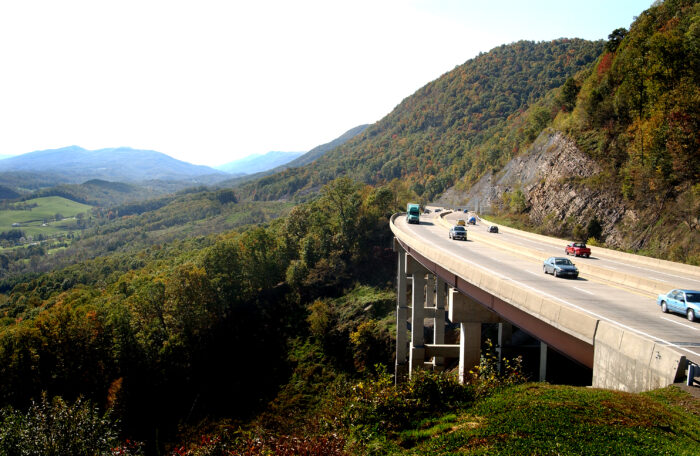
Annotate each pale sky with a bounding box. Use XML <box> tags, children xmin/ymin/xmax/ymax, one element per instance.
<box><xmin>0</xmin><ymin>0</ymin><xmax>651</xmax><ymax>167</ymax></box>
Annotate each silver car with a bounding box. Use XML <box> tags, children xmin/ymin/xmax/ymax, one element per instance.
<box><xmin>448</xmin><ymin>225</ymin><xmax>467</xmax><ymax>241</ymax></box>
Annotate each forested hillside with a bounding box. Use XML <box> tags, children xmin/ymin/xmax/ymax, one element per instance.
<box><xmin>238</xmin><ymin>39</ymin><xmax>603</xmax><ymax>201</ymax></box>
<box><xmin>551</xmin><ymin>0</ymin><xmax>700</xmax><ymax>259</ymax></box>
<box><xmin>0</xmin><ymin>178</ymin><xmax>401</xmax><ymax>454</ymax></box>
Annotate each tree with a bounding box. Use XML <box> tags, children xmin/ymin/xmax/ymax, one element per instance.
<box><xmin>586</xmin><ymin>217</ymin><xmax>603</xmax><ymax>241</ymax></box>
<box><xmin>573</xmin><ymin>223</ymin><xmax>587</xmax><ymax>242</ymax></box>
<box><xmin>605</xmin><ymin>28</ymin><xmax>627</xmax><ymax>53</ymax></box>
<box><xmin>559</xmin><ymin>77</ymin><xmax>580</xmax><ymax>112</ymax></box>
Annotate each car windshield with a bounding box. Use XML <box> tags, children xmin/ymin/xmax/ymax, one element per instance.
<box><xmin>555</xmin><ymin>259</ymin><xmax>572</xmax><ymax>265</ymax></box>
<box><xmin>686</xmin><ymin>292</ymin><xmax>700</xmax><ymax>303</ymax></box>
<box><xmin>454</xmin><ymin>226</ymin><xmax>465</xmax><ymax>231</ymax></box>
<box><xmin>574</xmin><ymin>243</ymin><xmax>586</xmax><ymax>248</ymax></box>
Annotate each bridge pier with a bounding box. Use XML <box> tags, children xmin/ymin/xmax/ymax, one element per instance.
<box><xmin>433</xmin><ymin>278</ymin><xmax>447</xmax><ymax>368</ymax></box>
<box><xmin>449</xmin><ymin>288</ymin><xmax>501</xmax><ymax>384</ymax></box>
<box><xmin>394</xmin><ymin>237</ymin><xmax>505</xmax><ymax>384</ymax></box>
<box><xmin>394</xmin><ymin>244</ymin><xmax>410</xmax><ymax>383</ymax></box>
<box><xmin>394</xmin><ymin>241</ymin><xmax>458</xmax><ymax>381</ymax></box>
<box><xmin>409</xmin><ymin>257</ymin><xmax>426</xmax><ymax>374</ymax></box>
<box><xmin>540</xmin><ymin>342</ymin><xmax>548</xmax><ymax>382</ymax></box>
<box><xmin>497</xmin><ymin>322</ymin><xmax>512</xmax><ymax>374</ymax></box>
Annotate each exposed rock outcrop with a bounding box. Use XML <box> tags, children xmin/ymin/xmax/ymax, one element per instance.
<box><xmin>437</xmin><ymin>129</ymin><xmax>638</xmax><ymax>247</ymax></box>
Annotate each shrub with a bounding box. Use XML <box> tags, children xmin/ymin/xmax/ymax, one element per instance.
<box><xmin>467</xmin><ymin>339</ymin><xmax>527</xmax><ymax>397</ymax></box>
<box><xmin>344</xmin><ymin>368</ymin><xmax>474</xmax><ymax>436</ymax></box>
<box><xmin>0</xmin><ymin>393</ymin><xmax>143</xmax><ymax>456</ymax></box>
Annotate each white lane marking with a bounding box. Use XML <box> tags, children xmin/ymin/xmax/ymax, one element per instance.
<box><xmin>499</xmin><ymin>229</ymin><xmax>700</xmax><ymax>284</ymax></box>
<box><xmin>661</xmin><ymin>317</ymin><xmax>699</xmax><ymax>331</ymax></box>
<box><xmin>526</xmin><ymin>271</ymin><xmax>541</xmax><ymax>277</ymax></box>
<box><xmin>402</xmin><ymin>221</ymin><xmax>700</xmax><ymax>358</ymax></box>
<box><xmin>573</xmin><ymin>286</ymin><xmax>595</xmax><ymax>296</ymax></box>
<box><xmin>599</xmin><ymin>257</ymin><xmax>700</xmax><ymax>285</ymax></box>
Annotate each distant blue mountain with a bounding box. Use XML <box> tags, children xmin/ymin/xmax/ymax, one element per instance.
<box><xmin>0</xmin><ymin>146</ymin><xmax>229</xmax><ymax>184</ymax></box>
<box><xmin>216</xmin><ymin>151</ymin><xmax>305</xmax><ymax>175</ymax></box>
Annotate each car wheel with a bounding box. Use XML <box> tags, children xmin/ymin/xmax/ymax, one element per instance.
<box><xmin>585</xmin><ymin>254</ymin><xmax>590</xmax><ymax>258</ymax></box>
<box><xmin>554</xmin><ymin>269</ymin><xmax>558</xmax><ymax>278</ymax></box>
<box><xmin>565</xmin><ymin>250</ymin><xmax>569</xmax><ymax>256</ymax></box>
<box><xmin>543</xmin><ymin>266</ymin><xmax>548</xmax><ymax>274</ymax></box>
<box><xmin>688</xmin><ymin>309</ymin><xmax>696</xmax><ymax>322</ymax></box>
<box><xmin>661</xmin><ymin>301</ymin><xmax>668</xmax><ymax>313</ymax></box>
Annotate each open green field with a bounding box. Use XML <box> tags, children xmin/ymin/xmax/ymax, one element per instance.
<box><xmin>0</xmin><ymin>196</ymin><xmax>92</xmax><ymax>237</ymax></box>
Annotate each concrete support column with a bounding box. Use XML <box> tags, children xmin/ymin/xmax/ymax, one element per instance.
<box><xmin>449</xmin><ymin>287</ymin><xmax>501</xmax><ymax>384</ymax></box>
<box><xmin>459</xmin><ymin>322</ymin><xmax>481</xmax><ymax>383</ymax></box>
<box><xmin>540</xmin><ymin>341</ymin><xmax>548</xmax><ymax>382</ymax></box>
<box><xmin>426</xmin><ymin>276</ymin><xmax>436</xmax><ymax>309</ymax></box>
<box><xmin>433</xmin><ymin>278</ymin><xmax>446</xmax><ymax>368</ymax></box>
<box><xmin>497</xmin><ymin>322</ymin><xmax>512</xmax><ymax>373</ymax></box>
<box><xmin>394</xmin><ymin>248</ymin><xmax>409</xmax><ymax>383</ymax></box>
<box><xmin>409</xmin><ymin>272</ymin><xmax>426</xmax><ymax>374</ymax></box>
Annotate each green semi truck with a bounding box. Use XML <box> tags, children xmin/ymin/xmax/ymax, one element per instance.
<box><xmin>406</xmin><ymin>203</ymin><xmax>420</xmax><ymax>224</ymax></box>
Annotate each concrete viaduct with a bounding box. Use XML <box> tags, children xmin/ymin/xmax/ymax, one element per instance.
<box><xmin>391</xmin><ymin>211</ymin><xmax>699</xmax><ymax>393</ymax></box>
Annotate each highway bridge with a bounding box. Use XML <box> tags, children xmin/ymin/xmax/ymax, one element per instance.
<box><xmin>391</xmin><ymin>209</ymin><xmax>700</xmax><ymax>392</ymax></box>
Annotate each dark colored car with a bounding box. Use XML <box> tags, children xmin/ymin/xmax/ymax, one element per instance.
<box><xmin>448</xmin><ymin>225</ymin><xmax>467</xmax><ymax>240</ymax></box>
<box><xmin>488</xmin><ymin>225</ymin><xmax>498</xmax><ymax>233</ymax></box>
<box><xmin>543</xmin><ymin>257</ymin><xmax>579</xmax><ymax>279</ymax></box>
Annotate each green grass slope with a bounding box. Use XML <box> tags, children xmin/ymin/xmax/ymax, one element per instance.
<box><xmin>0</xmin><ymin>196</ymin><xmax>92</xmax><ymax>237</ymax></box>
<box><xmin>357</xmin><ymin>383</ymin><xmax>700</xmax><ymax>456</ymax></box>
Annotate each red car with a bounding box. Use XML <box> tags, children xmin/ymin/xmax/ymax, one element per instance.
<box><xmin>565</xmin><ymin>242</ymin><xmax>590</xmax><ymax>258</ymax></box>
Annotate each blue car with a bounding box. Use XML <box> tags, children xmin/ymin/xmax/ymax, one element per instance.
<box><xmin>657</xmin><ymin>289</ymin><xmax>700</xmax><ymax>322</ymax></box>
<box><xmin>543</xmin><ymin>257</ymin><xmax>579</xmax><ymax>279</ymax></box>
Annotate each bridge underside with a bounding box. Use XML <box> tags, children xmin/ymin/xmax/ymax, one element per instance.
<box><xmin>395</xmin><ymin>237</ymin><xmax>594</xmax><ymax>370</ymax></box>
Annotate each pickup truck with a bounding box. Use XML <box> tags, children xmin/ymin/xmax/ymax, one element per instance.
<box><xmin>565</xmin><ymin>242</ymin><xmax>591</xmax><ymax>258</ymax></box>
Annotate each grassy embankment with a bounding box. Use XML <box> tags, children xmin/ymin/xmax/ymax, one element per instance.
<box><xmin>351</xmin><ymin>382</ymin><xmax>700</xmax><ymax>455</ymax></box>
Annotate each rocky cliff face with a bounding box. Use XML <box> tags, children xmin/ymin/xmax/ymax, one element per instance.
<box><xmin>437</xmin><ymin>129</ymin><xmax>638</xmax><ymax>247</ymax></box>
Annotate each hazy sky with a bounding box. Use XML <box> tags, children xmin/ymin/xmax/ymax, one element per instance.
<box><xmin>0</xmin><ymin>0</ymin><xmax>651</xmax><ymax>167</ymax></box>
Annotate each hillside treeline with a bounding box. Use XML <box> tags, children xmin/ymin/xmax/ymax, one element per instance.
<box><xmin>237</xmin><ymin>39</ymin><xmax>604</xmax><ymax>201</ymax></box>
<box><xmin>0</xmin><ymin>178</ymin><xmax>401</xmax><ymax>452</ymax></box>
<box><xmin>549</xmin><ymin>0</ymin><xmax>699</xmax><ymax>258</ymax></box>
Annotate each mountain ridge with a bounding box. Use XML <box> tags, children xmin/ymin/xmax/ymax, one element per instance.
<box><xmin>0</xmin><ymin>146</ymin><xmax>229</xmax><ymax>186</ymax></box>
<box><xmin>216</xmin><ymin>151</ymin><xmax>305</xmax><ymax>174</ymax></box>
